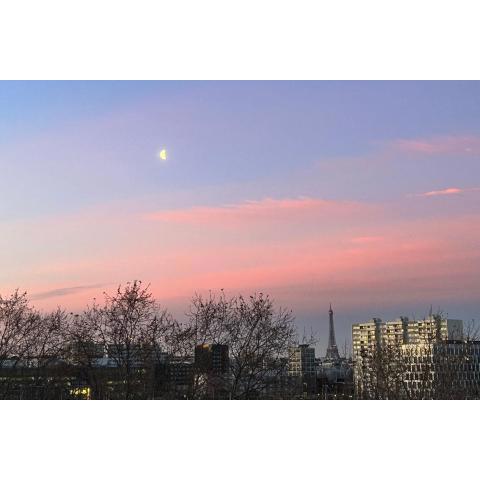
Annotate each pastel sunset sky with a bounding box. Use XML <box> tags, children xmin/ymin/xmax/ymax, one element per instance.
<box><xmin>1</xmin><ymin>81</ymin><xmax>479</xmax><ymax>353</ymax></box>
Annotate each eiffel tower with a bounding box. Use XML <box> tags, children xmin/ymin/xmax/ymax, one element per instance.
<box><xmin>325</xmin><ymin>303</ymin><xmax>340</xmax><ymax>360</ymax></box>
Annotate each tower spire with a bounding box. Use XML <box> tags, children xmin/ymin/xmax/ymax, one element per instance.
<box><xmin>326</xmin><ymin>303</ymin><xmax>340</xmax><ymax>360</ymax></box>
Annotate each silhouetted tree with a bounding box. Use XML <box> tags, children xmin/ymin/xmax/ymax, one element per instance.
<box><xmin>184</xmin><ymin>291</ymin><xmax>296</xmax><ymax>399</ymax></box>
<box><xmin>28</xmin><ymin>307</ymin><xmax>68</xmax><ymax>399</ymax></box>
<box><xmin>355</xmin><ymin>342</ymin><xmax>407</xmax><ymax>399</ymax></box>
<box><xmin>0</xmin><ymin>291</ymin><xmax>68</xmax><ymax>399</ymax></box>
<box><xmin>70</xmin><ymin>281</ymin><xmax>176</xmax><ymax>399</ymax></box>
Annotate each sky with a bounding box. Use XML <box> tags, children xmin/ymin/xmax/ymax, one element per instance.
<box><xmin>1</xmin><ymin>81</ymin><xmax>479</xmax><ymax>354</ymax></box>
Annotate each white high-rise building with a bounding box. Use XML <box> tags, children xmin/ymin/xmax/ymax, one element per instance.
<box><xmin>352</xmin><ymin>316</ymin><xmax>480</xmax><ymax>399</ymax></box>
<box><xmin>352</xmin><ymin>316</ymin><xmax>463</xmax><ymax>359</ymax></box>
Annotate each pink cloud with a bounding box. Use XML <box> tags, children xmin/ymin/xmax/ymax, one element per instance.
<box><xmin>144</xmin><ymin>197</ymin><xmax>371</xmax><ymax>226</ymax></box>
<box><xmin>413</xmin><ymin>187</ymin><xmax>480</xmax><ymax>197</ymax></box>
<box><xmin>20</xmin><ymin>210</ymin><xmax>480</xmax><ymax>314</ymax></box>
<box><xmin>4</xmin><ymin>192</ymin><xmax>480</xmax><ymax>315</ymax></box>
<box><xmin>392</xmin><ymin>135</ymin><xmax>480</xmax><ymax>156</ymax></box>
<box><xmin>138</xmin><ymin>215</ymin><xmax>480</xmax><ymax>310</ymax></box>
<box><xmin>419</xmin><ymin>187</ymin><xmax>463</xmax><ymax>197</ymax></box>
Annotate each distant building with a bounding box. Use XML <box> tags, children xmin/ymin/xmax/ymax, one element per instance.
<box><xmin>401</xmin><ymin>340</ymin><xmax>480</xmax><ymax>399</ymax></box>
<box><xmin>67</xmin><ymin>341</ymin><xmax>104</xmax><ymax>361</ymax></box>
<box><xmin>352</xmin><ymin>315</ymin><xmax>480</xmax><ymax>399</ymax></box>
<box><xmin>352</xmin><ymin>315</ymin><xmax>463</xmax><ymax>361</ymax></box>
<box><xmin>288</xmin><ymin>344</ymin><xmax>316</xmax><ymax>376</ymax></box>
<box><xmin>287</xmin><ymin>344</ymin><xmax>316</xmax><ymax>397</ymax></box>
<box><xmin>317</xmin><ymin>358</ymin><xmax>354</xmax><ymax>399</ymax></box>
<box><xmin>167</xmin><ymin>356</ymin><xmax>195</xmax><ymax>396</ymax></box>
<box><xmin>194</xmin><ymin>344</ymin><xmax>229</xmax><ymax>374</ymax></box>
<box><xmin>193</xmin><ymin>344</ymin><xmax>230</xmax><ymax>399</ymax></box>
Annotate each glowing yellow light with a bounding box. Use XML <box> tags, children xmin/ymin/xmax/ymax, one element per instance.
<box><xmin>70</xmin><ymin>386</ymin><xmax>91</xmax><ymax>399</ymax></box>
<box><xmin>159</xmin><ymin>149</ymin><xmax>167</xmax><ymax>161</ymax></box>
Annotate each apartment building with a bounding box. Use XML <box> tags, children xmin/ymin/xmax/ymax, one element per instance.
<box><xmin>352</xmin><ymin>316</ymin><xmax>463</xmax><ymax>360</ymax></box>
<box><xmin>351</xmin><ymin>315</ymin><xmax>479</xmax><ymax>399</ymax></box>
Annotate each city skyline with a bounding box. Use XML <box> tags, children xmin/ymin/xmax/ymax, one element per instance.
<box><xmin>1</xmin><ymin>81</ymin><xmax>479</xmax><ymax>348</ymax></box>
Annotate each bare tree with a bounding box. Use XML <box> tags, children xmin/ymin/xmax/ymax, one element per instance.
<box><xmin>355</xmin><ymin>343</ymin><xmax>408</xmax><ymax>399</ymax></box>
<box><xmin>185</xmin><ymin>291</ymin><xmax>297</xmax><ymax>399</ymax></box>
<box><xmin>28</xmin><ymin>307</ymin><xmax>69</xmax><ymax>399</ymax></box>
<box><xmin>64</xmin><ymin>312</ymin><xmax>107</xmax><ymax>399</ymax></box>
<box><xmin>0</xmin><ymin>291</ymin><xmax>68</xmax><ymax>399</ymax></box>
<box><xmin>0</xmin><ymin>291</ymin><xmax>38</xmax><ymax>398</ymax></box>
<box><xmin>70</xmin><ymin>281</ymin><xmax>176</xmax><ymax>399</ymax></box>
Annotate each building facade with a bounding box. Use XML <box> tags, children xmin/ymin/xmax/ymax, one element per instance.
<box><xmin>194</xmin><ymin>344</ymin><xmax>229</xmax><ymax>374</ymax></box>
<box><xmin>352</xmin><ymin>315</ymin><xmax>479</xmax><ymax>399</ymax></box>
<box><xmin>288</xmin><ymin>344</ymin><xmax>316</xmax><ymax>376</ymax></box>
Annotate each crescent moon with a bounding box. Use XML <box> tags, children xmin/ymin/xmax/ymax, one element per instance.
<box><xmin>159</xmin><ymin>149</ymin><xmax>167</xmax><ymax>161</ymax></box>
